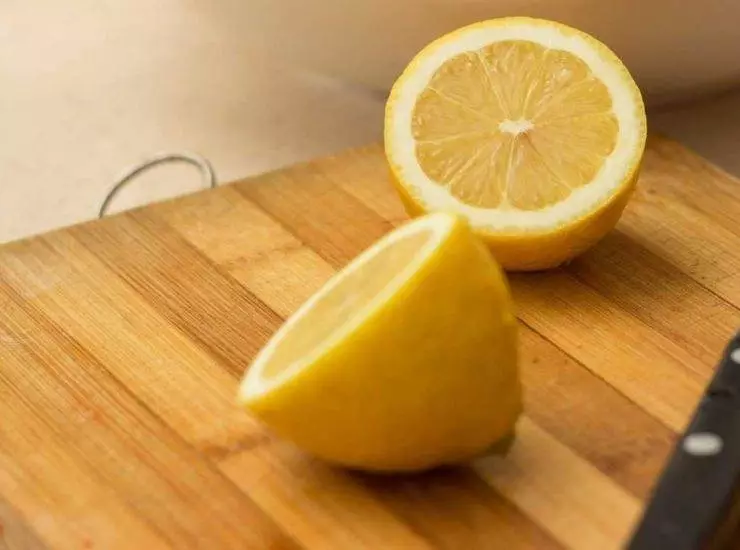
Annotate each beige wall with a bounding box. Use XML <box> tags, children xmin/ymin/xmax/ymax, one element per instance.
<box><xmin>2</xmin><ymin>1</ymin><xmax>739</xmax><ymax>244</ymax></box>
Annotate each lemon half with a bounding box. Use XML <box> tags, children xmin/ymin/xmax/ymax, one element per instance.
<box><xmin>385</xmin><ymin>17</ymin><xmax>647</xmax><ymax>271</ymax></box>
<box><xmin>239</xmin><ymin>213</ymin><xmax>521</xmax><ymax>472</ymax></box>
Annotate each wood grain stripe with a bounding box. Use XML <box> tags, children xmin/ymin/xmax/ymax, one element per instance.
<box><xmin>70</xmin><ymin>211</ymin><xmax>282</xmax><ymax>375</ymax></box>
<box><xmin>0</xmin><ymin>372</ymin><xmax>168</xmax><ymax>549</ymax></box>
<box><xmin>519</xmin><ymin>327</ymin><xmax>674</xmax><ymax>499</ymax></box>
<box><xmin>154</xmin><ymin>187</ymin><xmax>302</xmax><ymax>266</ymax></box>
<box><xmin>642</xmin><ymin>137</ymin><xmax>740</xmax><ymax>239</ymax></box>
<box><xmin>362</xmin><ymin>466</ymin><xmax>565</xmax><ymax>550</ymax></box>
<box><xmin>0</xmin><ymin>234</ymin><xmax>261</xmax><ymax>456</ymax></box>
<box><xmin>220</xmin><ymin>442</ymin><xmax>433</xmax><ymax>550</ymax></box>
<box><xmin>236</xmin><ymin>168</ymin><xmax>395</xmax><ymax>266</ymax></box>
<box><xmin>319</xmin><ymin>146</ymin><xmax>410</xmax><ymax>225</ymax></box>
<box><xmin>0</xmin><ymin>285</ymin><xmax>299</xmax><ymax>550</ymax></box>
<box><xmin>511</xmin><ymin>271</ymin><xmax>703</xmax><ymax>431</ymax></box>
<box><xmin>622</xmin><ymin>194</ymin><xmax>740</xmax><ymax>308</ymax></box>
<box><xmin>474</xmin><ymin>419</ymin><xmax>640</xmax><ymax>550</ymax></box>
<box><xmin>568</xmin><ymin>230</ymin><xmax>740</xmax><ymax>368</ymax></box>
<box><xmin>615</xmin><ymin>137</ymin><xmax>740</xmax><ymax>307</ymax></box>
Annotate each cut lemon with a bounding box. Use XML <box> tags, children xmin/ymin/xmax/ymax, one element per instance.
<box><xmin>385</xmin><ymin>17</ymin><xmax>647</xmax><ymax>271</ymax></box>
<box><xmin>239</xmin><ymin>213</ymin><xmax>521</xmax><ymax>472</ymax></box>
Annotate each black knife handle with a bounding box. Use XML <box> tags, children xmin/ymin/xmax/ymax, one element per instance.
<box><xmin>627</xmin><ymin>333</ymin><xmax>740</xmax><ymax>549</ymax></box>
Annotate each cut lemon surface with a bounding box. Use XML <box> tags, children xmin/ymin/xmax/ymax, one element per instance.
<box><xmin>385</xmin><ymin>17</ymin><xmax>647</xmax><ymax>271</ymax></box>
<box><xmin>239</xmin><ymin>213</ymin><xmax>521</xmax><ymax>472</ymax></box>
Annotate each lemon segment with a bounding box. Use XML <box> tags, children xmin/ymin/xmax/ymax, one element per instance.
<box><xmin>385</xmin><ymin>17</ymin><xmax>647</xmax><ymax>270</ymax></box>
<box><xmin>239</xmin><ymin>213</ymin><xmax>521</xmax><ymax>472</ymax></box>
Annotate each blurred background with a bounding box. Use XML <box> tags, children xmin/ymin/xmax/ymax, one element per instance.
<box><xmin>3</xmin><ymin>0</ymin><xmax>740</xmax><ymax>243</ymax></box>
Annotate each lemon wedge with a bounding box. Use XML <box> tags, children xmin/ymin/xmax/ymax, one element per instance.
<box><xmin>239</xmin><ymin>213</ymin><xmax>520</xmax><ymax>472</ymax></box>
<box><xmin>385</xmin><ymin>17</ymin><xmax>647</xmax><ymax>271</ymax></box>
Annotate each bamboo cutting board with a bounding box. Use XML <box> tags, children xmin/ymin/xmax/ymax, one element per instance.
<box><xmin>1</xmin><ymin>136</ymin><xmax>740</xmax><ymax>549</ymax></box>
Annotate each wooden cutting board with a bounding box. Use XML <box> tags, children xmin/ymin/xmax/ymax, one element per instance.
<box><xmin>1</xmin><ymin>135</ymin><xmax>739</xmax><ymax>550</ymax></box>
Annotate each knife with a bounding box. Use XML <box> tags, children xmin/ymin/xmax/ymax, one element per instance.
<box><xmin>627</xmin><ymin>333</ymin><xmax>740</xmax><ymax>549</ymax></box>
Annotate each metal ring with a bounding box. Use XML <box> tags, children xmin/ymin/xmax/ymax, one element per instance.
<box><xmin>99</xmin><ymin>152</ymin><xmax>216</xmax><ymax>218</ymax></box>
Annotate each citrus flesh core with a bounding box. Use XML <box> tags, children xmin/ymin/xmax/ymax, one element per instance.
<box><xmin>413</xmin><ymin>40</ymin><xmax>618</xmax><ymax>211</ymax></box>
<box><xmin>239</xmin><ymin>213</ymin><xmax>521</xmax><ymax>472</ymax></box>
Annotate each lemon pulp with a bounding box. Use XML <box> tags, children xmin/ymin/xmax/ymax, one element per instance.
<box><xmin>242</xmin><ymin>215</ymin><xmax>449</xmax><ymax>396</ymax></box>
<box><xmin>413</xmin><ymin>40</ymin><xmax>618</xmax><ymax>210</ymax></box>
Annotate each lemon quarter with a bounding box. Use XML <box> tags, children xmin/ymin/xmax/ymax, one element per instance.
<box><xmin>385</xmin><ymin>17</ymin><xmax>647</xmax><ymax>271</ymax></box>
<box><xmin>239</xmin><ymin>213</ymin><xmax>521</xmax><ymax>472</ymax></box>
